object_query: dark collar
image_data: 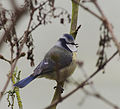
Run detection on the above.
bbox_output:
[59,38,72,53]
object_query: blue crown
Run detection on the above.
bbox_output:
[63,34,74,41]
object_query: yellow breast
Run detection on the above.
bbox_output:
[72,52,77,61]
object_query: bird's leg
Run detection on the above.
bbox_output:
[53,81,64,102]
[54,83,64,93]
[54,81,64,94]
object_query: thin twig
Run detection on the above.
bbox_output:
[0,8,26,49]
[0,5,30,102]
[0,8,27,50]
[81,88,120,109]
[70,78,120,109]
[0,6,27,99]
[0,58,18,101]
[90,0,120,54]
[0,54,11,64]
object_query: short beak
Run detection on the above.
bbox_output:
[74,43,79,48]
[66,42,78,52]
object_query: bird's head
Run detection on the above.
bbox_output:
[56,34,78,52]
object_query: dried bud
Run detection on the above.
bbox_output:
[30,60,35,67]
[13,37,18,42]
[20,52,26,57]
[76,61,84,67]
[60,18,64,24]
[0,54,4,59]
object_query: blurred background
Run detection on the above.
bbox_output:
[0,0,120,109]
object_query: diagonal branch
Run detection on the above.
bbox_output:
[45,50,118,109]
[92,0,120,54]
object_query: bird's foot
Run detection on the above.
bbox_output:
[54,85,64,93]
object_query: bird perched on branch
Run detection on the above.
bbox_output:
[14,34,78,88]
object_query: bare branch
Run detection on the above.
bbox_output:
[0,4,28,101]
[70,78,120,109]
[0,54,11,64]
[0,8,27,50]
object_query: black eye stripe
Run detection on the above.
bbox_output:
[66,42,79,47]
[66,42,77,45]
[66,42,73,44]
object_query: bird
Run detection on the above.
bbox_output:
[14,34,78,88]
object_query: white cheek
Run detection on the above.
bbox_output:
[66,44,78,52]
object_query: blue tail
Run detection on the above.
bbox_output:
[14,75,36,88]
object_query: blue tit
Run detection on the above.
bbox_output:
[14,34,78,88]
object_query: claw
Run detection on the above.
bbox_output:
[54,85,64,93]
